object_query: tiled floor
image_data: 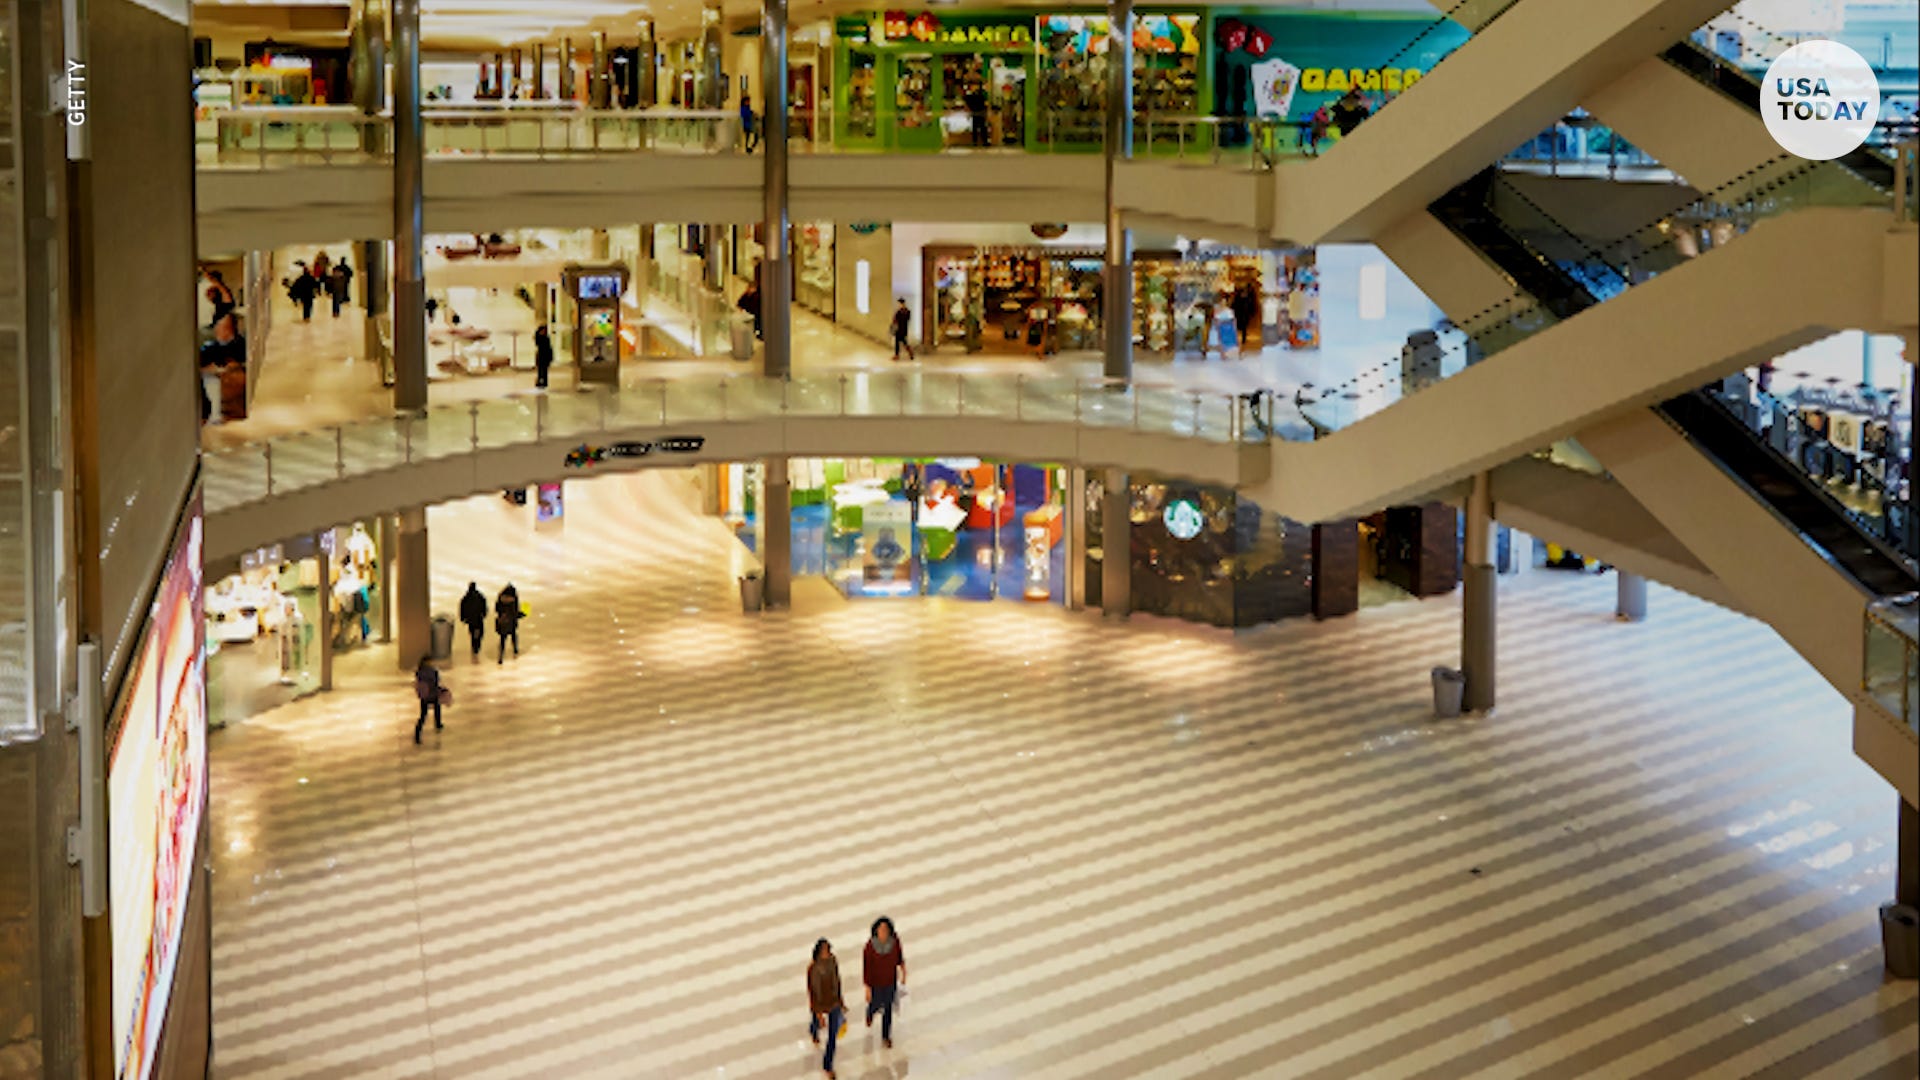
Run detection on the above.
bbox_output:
[206,469,1918,1079]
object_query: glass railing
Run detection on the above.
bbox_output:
[1298,154,1898,435]
[203,374,1270,512]
[1498,114,1666,178]
[1863,594,1918,733]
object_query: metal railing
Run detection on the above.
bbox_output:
[204,373,1273,512]
[1864,594,1919,733]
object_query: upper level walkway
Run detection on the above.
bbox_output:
[195,0,1736,253]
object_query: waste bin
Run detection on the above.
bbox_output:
[738,573,764,613]
[429,616,455,660]
[1882,903,1919,979]
[730,314,755,361]
[1431,666,1465,718]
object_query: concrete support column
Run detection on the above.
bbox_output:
[394,506,431,669]
[1898,798,1917,907]
[375,514,394,642]
[762,457,792,608]
[316,536,335,691]
[701,3,726,108]
[360,238,388,371]
[637,20,658,107]
[1887,798,1920,979]
[1100,468,1131,618]
[1065,467,1089,610]
[760,0,792,379]
[1616,571,1647,622]
[1462,471,1496,713]
[561,38,576,101]
[391,0,427,412]
[1102,0,1134,383]
[590,31,610,108]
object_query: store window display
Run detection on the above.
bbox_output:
[329,522,382,652]
[1131,248,1316,357]
[923,245,1103,354]
[205,547,321,729]
[1035,13,1203,148]
[796,224,836,318]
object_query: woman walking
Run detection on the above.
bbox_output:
[806,939,846,1079]
[863,917,907,1048]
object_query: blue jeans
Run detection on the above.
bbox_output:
[866,985,896,1040]
[809,1007,843,1071]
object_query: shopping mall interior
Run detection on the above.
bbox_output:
[1,0,1917,1077]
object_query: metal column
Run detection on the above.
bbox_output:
[1462,471,1496,712]
[1103,0,1135,383]
[532,43,548,99]
[391,0,427,412]
[1100,469,1131,617]
[1065,467,1088,610]
[394,506,431,669]
[702,3,726,107]
[1615,572,1647,622]
[761,0,792,379]
[560,38,576,101]
[376,513,394,642]
[763,458,793,608]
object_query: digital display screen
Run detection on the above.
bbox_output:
[576,274,623,300]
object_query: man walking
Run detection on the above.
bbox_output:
[495,583,522,663]
[890,299,916,361]
[458,582,488,658]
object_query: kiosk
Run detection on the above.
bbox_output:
[561,262,629,388]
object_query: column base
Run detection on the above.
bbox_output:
[1881,904,1919,980]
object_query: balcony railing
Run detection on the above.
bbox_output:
[1864,594,1919,733]
[204,374,1274,512]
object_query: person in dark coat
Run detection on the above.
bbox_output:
[328,259,354,317]
[533,325,554,388]
[862,917,907,1048]
[287,264,319,321]
[495,583,522,663]
[413,656,444,744]
[807,939,846,1079]
[737,283,762,341]
[458,583,488,658]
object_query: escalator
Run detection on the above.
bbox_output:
[1658,37,1900,191]
[1427,168,1600,321]
[1655,387,1917,595]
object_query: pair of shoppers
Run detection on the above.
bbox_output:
[458,582,524,663]
[806,919,907,1078]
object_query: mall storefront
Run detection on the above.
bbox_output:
[205,520,388,729]
[716,459,1465,626]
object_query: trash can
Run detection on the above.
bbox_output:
[730,314,755,361]
[429,616,455,660]
[1882,903,1919,979]
[738,573,764,613]
[1431,666,1465,718]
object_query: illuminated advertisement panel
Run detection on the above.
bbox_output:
[109,496,206,1080]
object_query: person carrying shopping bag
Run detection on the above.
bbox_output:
[807,939,847,1079]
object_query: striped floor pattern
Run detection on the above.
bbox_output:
[208,471,1918,1080]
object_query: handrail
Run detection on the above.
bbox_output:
[203,373,1272,513]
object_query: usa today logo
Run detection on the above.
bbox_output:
[1762,40,1881,160]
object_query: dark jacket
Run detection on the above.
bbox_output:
[459,587,488,628]
[534,331,555,368]
[288,273,319,302]
[807,956,844,1014]
[863,936,905,989]
[413,663,441,702]
[329,264,353,299]
[495,588,521,632]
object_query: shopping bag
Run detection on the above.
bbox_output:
[838,1015,848,1039]
[894,985,908,1015]
[438,686,453,706]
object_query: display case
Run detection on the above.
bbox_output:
[894,54,937,148]
[845,51,879,140]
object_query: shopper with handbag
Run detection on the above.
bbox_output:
[413,657,446,744]
[495,583,522,663]
[807,939,847,1079]
[862,917,907,1048]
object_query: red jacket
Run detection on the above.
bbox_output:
[863,937,905,989]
